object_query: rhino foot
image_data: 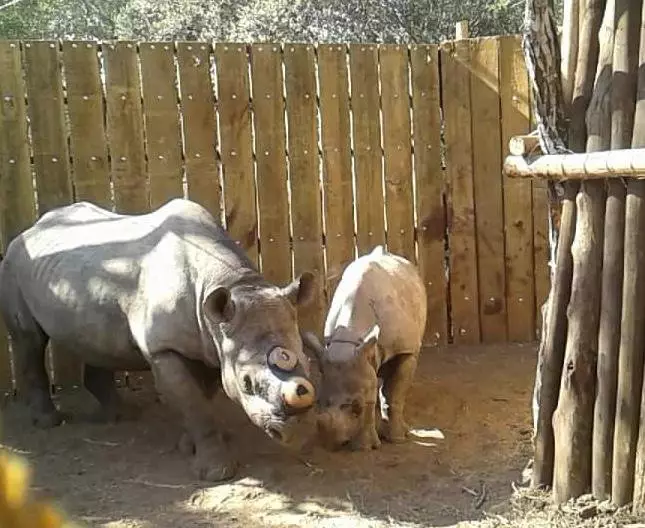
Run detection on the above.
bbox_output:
[32,409,64,429]
[192,453,238,482]
[349,428,381,451]
[378,419,410,444]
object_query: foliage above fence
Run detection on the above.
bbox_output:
[0,36,547,391]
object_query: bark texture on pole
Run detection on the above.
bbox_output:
[591,0,618,500]
[632,1,645,513]
[610,0,643,507]
[561,0,580,111]
[523,0,570,490]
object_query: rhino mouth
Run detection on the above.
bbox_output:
[266,426,284,442]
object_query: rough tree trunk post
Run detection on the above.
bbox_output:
[590,0,618,500]
[632,1,645,513]
[552,0,606,504]
[561,0,580,112]
[611,0,643,507]
[522,0,570,490]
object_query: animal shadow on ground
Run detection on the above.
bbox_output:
[1,343,536,528]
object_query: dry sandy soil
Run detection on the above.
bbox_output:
[2,343,539,527]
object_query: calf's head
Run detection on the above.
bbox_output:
[203,272,318,449]
[302,325,380,450]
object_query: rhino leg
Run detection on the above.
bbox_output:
[149,350,237,482]
[84,365,130,423]
[11,324,62,428]
[378,353,418,443]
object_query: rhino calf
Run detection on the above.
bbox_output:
[0,199,318,481]
[303,245,427,451]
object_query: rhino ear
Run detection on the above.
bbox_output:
[204,286,235,323]
[282,271,316,307]
[356,324,380,354]
[301,331,325,361]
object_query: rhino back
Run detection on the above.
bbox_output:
[0,199,259,369]
[325,250,427,356]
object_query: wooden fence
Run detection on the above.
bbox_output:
[0,35,548,392]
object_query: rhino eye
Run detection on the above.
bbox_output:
[341,400,362,417]
[242,374,253,395]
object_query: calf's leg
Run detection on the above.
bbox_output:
[378,353,418,443]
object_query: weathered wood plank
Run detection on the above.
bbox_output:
[103,41,149,214]
[139,42,183,208]
[62,41,112,208]
[214,44,258,265]
[317,44,355,297]
[24,40,79,387]
[250,44,291,285]
[284,44,326,335]
[349,44,385,254]
[379,44,415,262]
[440,40,480,344]
[499,35,535,342]
[410,44,448,346]
[469,37,507,343]
[176,42,221,220]
[0,40,36,392]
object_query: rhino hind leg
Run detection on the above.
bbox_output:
[83,365,132,423]
[378,352,418,444]
[149,350,237,482]
[11,324,62,428]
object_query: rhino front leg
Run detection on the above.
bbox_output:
[149,350,237,482]
[378,353,418,443]
[11,325,62,429]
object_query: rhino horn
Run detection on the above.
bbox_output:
[282,377,315,409]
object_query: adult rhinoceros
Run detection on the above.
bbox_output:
[0,198,318,481]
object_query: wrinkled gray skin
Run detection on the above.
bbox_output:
[0,199,319,481]
[303,245,427,451]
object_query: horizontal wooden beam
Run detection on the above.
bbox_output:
[504,148,645,180]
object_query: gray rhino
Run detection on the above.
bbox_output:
[303,245,427,451]
[0,198,318,481]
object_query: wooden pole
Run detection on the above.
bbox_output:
[632,1,645,514]
[611,0,643,507]
[568,0,607,153]
[551,0,607,504]
[455,20,469,40]
[590,0,619,501]
[561,0,580,111]
[522,0,571,490]
[504,147,645,179]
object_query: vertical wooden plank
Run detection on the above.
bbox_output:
[62,41,112,208]
[499,35,535,342]
[410,44,448,346]
[379,44,415,262]
[317,44,355,296]
[284,44,326,335]
[176,42,221,220]
[349,44,385,254]
[250,44,291,285]
[469,37,507,343]
[139,42,183,209]
[0,41,35,392]
[440,40,480,345]
[103,41,149,214]
[214,44,258,266]
[24,40,80,387]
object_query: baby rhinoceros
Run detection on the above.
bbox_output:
[303,246,427,451]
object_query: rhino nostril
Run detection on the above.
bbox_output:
[267,426,283,442]
[296,384,308,396]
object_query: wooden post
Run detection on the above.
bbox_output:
[632,0,645,513]
[561,0,580,110]
[611,0,643,507]
[456,20,469,40]
[590,0,618,501]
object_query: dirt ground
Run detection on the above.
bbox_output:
[1,343,539,528]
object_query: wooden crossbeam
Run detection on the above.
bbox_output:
[504,147,645,180]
